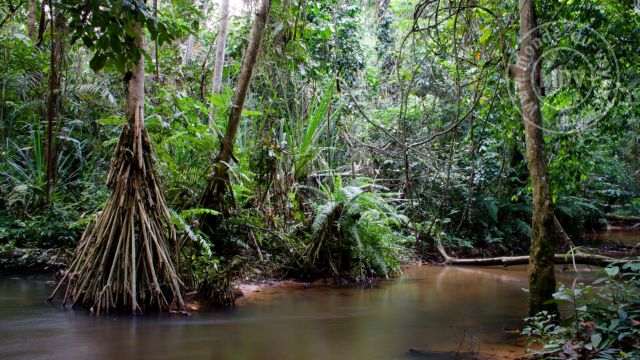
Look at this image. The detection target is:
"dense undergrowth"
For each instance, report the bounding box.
[524,261,640,359]
[0,0,639,319]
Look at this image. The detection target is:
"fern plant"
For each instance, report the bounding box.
[301,176,413,282]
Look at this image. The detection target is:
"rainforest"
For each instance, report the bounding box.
[0,0,639,359]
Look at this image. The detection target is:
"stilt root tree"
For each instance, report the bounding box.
[48,18,184,314]
[48,112,185,314]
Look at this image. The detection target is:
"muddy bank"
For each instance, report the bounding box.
[234,275,391,304]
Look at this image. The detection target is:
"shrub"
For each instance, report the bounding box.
[523,261,640,359]
[300,176,414,282]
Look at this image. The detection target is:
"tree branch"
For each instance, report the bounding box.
[0,0,26,30]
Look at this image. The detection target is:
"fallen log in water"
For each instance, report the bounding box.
[435,237,625,267]
[606,213,640,222]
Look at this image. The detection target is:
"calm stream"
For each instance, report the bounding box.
[0,264,603,360]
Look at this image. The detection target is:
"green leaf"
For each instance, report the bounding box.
[605,266,619,277]
[89,53,108,72]
[622,262,640,272]
[590,333,602,349]
[484,197,498,223]
[479,27,492,44]
[241,110,262,117]
[609,319,620,330]
[618,309,627,320]
[179,208,220,218]
[592,277,607,285]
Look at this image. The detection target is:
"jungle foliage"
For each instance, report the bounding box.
[0,0,638,317]
[523,261,640,359]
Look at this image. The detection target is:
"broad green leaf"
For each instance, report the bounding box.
[590,333,602,349]
[89,53,108,72]
[605,266,619,277]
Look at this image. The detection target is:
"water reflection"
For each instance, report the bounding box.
[584,229,640,247]
[0,266,595,360]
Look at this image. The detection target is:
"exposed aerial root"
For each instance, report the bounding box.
[48,123,184,314]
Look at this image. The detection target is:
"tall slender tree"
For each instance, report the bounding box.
[44,1,64,203]
[511,0,559,316]
[211,0,229,95]
[200,0,271,240]
[35,0,46,47]
[27,0,37,41]
[208,0,230,126]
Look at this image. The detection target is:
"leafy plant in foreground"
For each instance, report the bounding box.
[523,261,640,359]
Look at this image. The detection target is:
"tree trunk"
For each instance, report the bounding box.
[182,0,213,67]
[376,0,393,83]
[513,0,559,316]
[35,0,46,47]
[200,0,271,240]
[211,0,229,94]
[44,5,64,203]
[28,0,37,41]
[182,34,195,65]
[49,13,184,314]
[208,0,230,125]
[0,43,7,144]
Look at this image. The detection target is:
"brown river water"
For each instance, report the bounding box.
[0,264,606,360]
[583,228,640,248]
